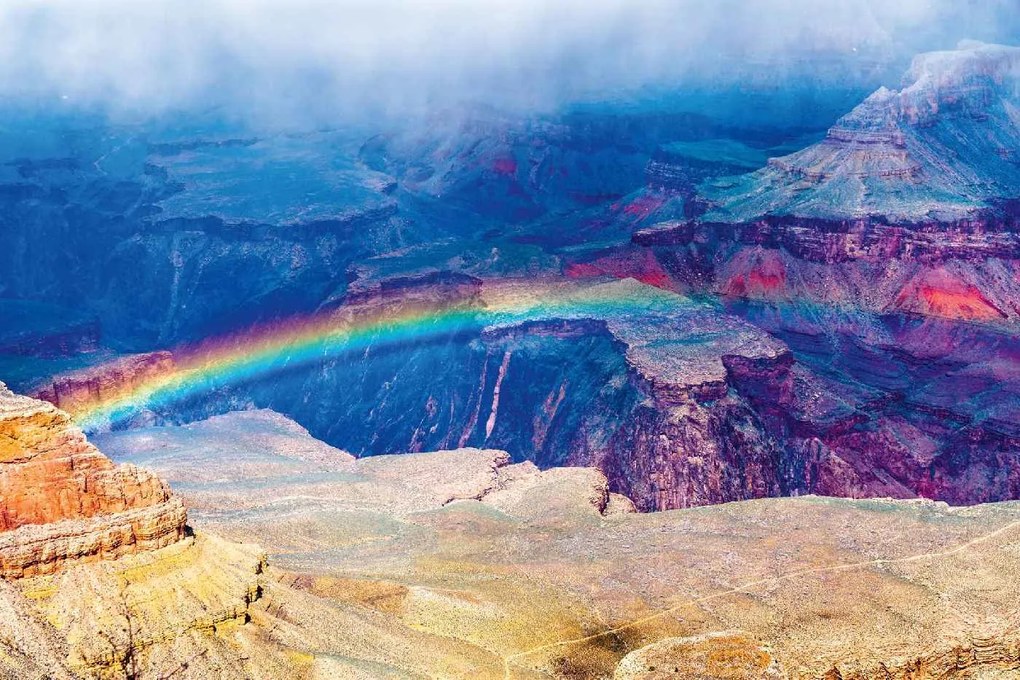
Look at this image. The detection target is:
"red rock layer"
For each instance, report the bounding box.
[32,351,177,421]
[0,382,186,577]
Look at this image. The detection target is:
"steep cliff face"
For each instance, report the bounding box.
[0,384,336,679]
[0,382,186,577]
[597,387,789,511]
[564,303,792,510]
[32,352,178,428]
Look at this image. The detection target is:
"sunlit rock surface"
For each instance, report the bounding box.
[614,632,784,680]
[0,382,186,577]
[0,385,447,679]
[98,410,1020,679]
[0,384,273,678]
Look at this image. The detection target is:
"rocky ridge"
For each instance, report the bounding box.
[604,43,1020,323]
[0,383,361,679]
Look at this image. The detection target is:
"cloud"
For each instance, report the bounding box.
[0,0,1015,125]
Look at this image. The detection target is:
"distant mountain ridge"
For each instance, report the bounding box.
[701,41,1020,223]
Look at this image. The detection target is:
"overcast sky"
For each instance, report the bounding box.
[0,0,1015,124]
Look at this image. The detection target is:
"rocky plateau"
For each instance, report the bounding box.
[95,408,1020,679]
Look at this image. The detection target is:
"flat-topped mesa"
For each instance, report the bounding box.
[897,40,1020,126]
[606,309,789,406]
[0,382,186,578]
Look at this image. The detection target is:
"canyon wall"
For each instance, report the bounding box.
[0,383,308,679]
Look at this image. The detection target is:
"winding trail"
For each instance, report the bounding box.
[502,517,1020,679]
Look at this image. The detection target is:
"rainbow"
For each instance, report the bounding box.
[70,278,687,430]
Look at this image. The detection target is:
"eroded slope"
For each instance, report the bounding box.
[100,410,1020,679]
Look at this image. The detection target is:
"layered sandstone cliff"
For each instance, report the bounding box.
[0,381,186,577]
[0,384,306,678]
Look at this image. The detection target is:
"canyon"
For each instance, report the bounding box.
[5,389,1019,678]
[3,43,1018,514]
[25,270,1020,513]
[612,43,1020,328]
[0,36,1018,679]
[95,408,1020,679]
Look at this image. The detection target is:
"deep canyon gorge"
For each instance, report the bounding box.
[0,23,1019,679]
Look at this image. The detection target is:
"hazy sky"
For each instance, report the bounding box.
[0,0,1015,123]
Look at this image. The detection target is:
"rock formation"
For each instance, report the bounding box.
[33,271,1020,514]
[0,381,186,577]
[32,351,178,429]
[97,410,1020,679]
[617,42,1020,324]
[0,383,348,678]
[703,41,1020,224]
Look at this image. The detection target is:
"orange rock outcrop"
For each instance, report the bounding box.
[0,382,186,578]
